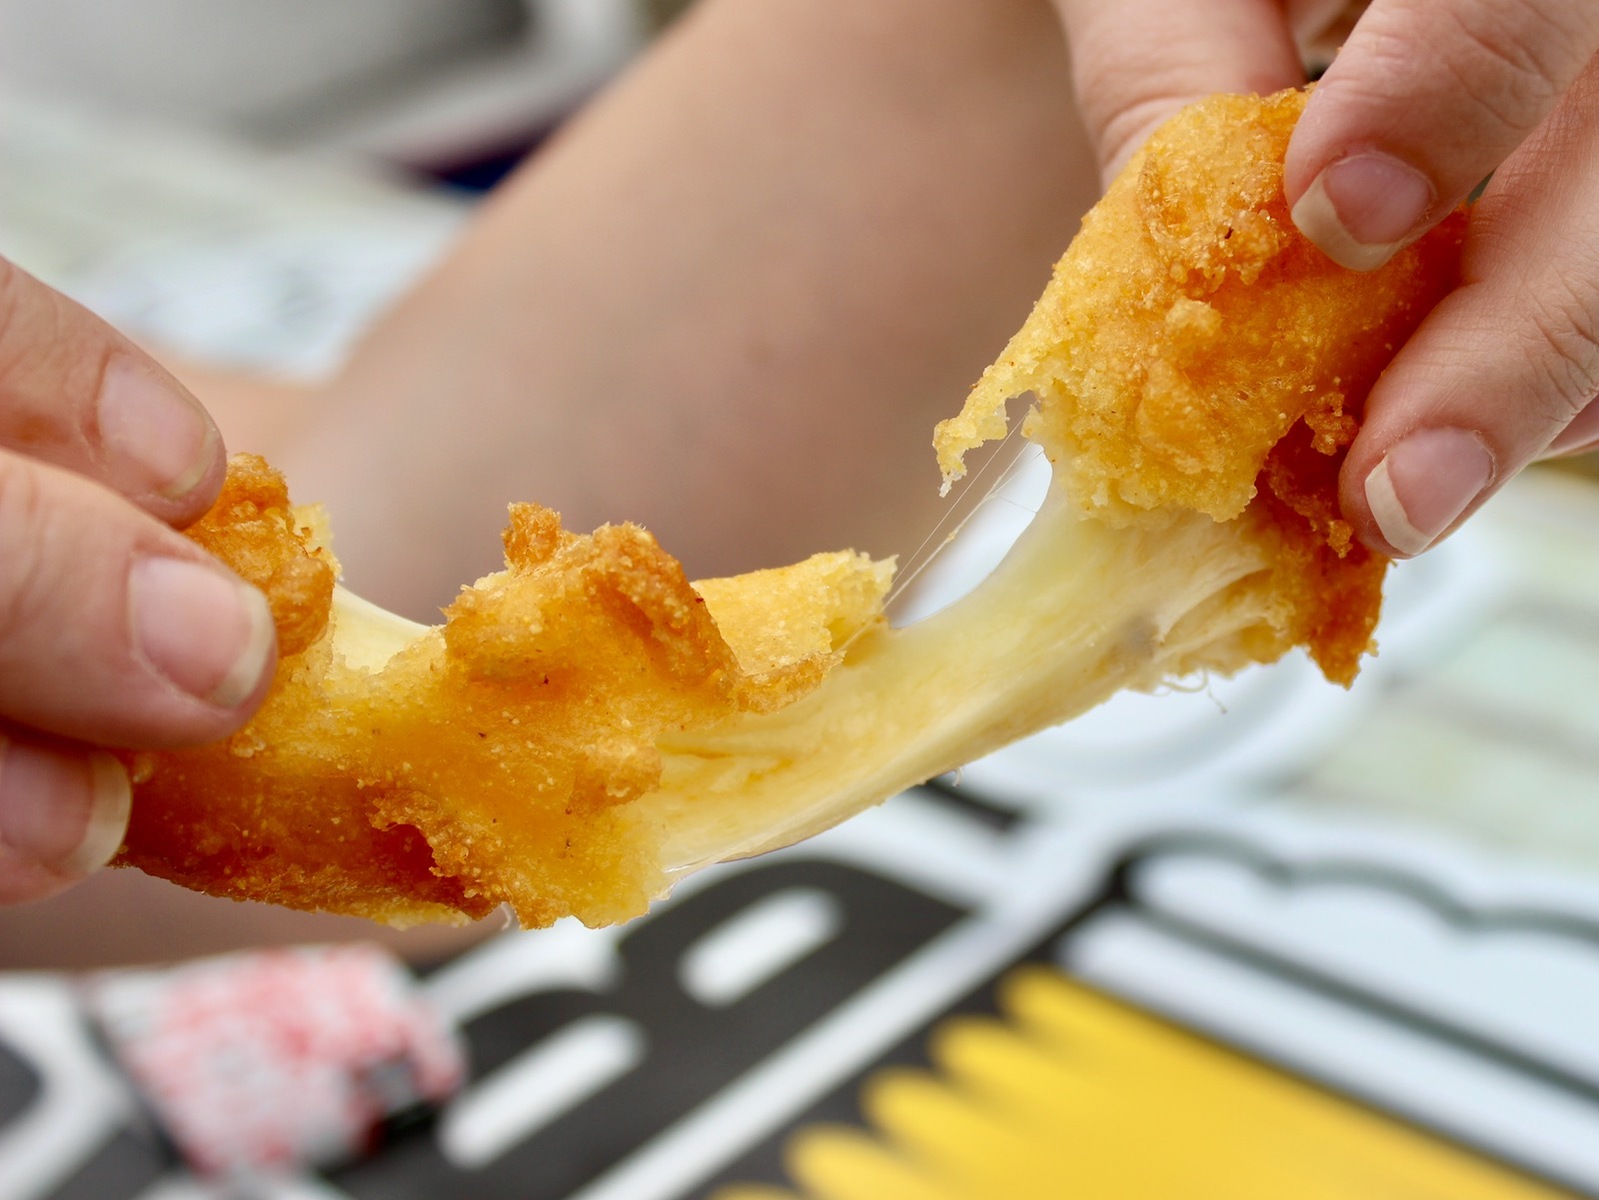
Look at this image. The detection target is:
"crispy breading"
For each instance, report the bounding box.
[117,457,890,927]
[937,88,1465,682]
[115,89,1469,927]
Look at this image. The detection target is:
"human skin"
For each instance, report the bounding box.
[16,0,1593,946]
[0,0,1096,956]
[257,0,1097,619]
[0,259,277,906]
[1052,0,1599,560]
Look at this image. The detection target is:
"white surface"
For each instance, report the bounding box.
[0,0,646,161]
[0,87,466,378]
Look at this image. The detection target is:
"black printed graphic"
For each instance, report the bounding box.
[333,858,964,1199]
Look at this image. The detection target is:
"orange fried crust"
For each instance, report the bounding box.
[936,88,1466,684]
[117,90,1469,928]
[115,456,889,927]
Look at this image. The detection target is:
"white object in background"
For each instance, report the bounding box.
[0,0,649,165]
[307,0,651,165]
[0,88,467,378]
[0,0,522,132]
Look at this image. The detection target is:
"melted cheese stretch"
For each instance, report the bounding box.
[121,90,1466,927]
[649,86,1469,879]
[653,486,1284,870]
[314,475,1288,892]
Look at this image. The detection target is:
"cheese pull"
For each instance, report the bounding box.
[116,89,1465,927]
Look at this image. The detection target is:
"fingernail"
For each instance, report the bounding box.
[99,357,217,500]
[0,740,131,876]
[1364,428,1495,556]
[1291,153,1435,271]
[129,558,276,708]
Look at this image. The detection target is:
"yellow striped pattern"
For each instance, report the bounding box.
[714,968,1566,1200]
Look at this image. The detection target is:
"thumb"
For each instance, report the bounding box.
[1055,0,1305,185]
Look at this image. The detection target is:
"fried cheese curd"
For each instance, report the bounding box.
[117,88,1465,928]
[938,86,1465,685]
[117,458,892,927]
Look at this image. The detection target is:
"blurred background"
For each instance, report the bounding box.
[0,0,691,379]
[2,4,1598,1198]
[0,0,687,165]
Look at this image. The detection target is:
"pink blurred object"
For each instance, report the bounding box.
[84,944,465,1177]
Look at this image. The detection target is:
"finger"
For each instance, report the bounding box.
[0,258,225,525]
[1342,68,1599,556]
[1287,0,1599,270]
[0,450,276,746]
[1544,396,1599,457]
[0,730,129,905]
[1054,0,1305,184]
[1289,0,1368,64]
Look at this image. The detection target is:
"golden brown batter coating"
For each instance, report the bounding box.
[117,89,1470,927]
[937,88,1465,682]
[117,457,889,926]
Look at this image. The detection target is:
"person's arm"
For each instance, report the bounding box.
[0,258,274,903]
[258,0,1097,618]
[0,0,1089,958]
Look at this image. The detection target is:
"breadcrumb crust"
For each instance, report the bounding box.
[116,456,888,926]
[116,90,1468,926]
[937,89,1465,682]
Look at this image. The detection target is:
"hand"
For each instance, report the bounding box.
[0,258,276,903]
[1054,0,1599,556]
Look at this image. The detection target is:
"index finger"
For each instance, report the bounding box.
[0,257,226,526]
[1286,0,1599,270]
[1340,65,1599,557]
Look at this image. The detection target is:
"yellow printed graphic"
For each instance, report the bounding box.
[715,968,1568,1200]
